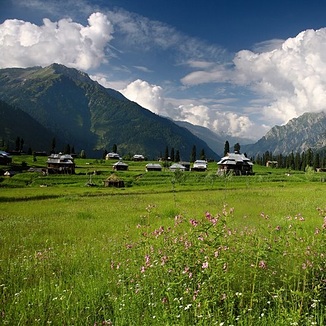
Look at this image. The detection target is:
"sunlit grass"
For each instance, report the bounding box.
[0,162,325,324]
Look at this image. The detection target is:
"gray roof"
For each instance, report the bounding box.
[217,153,253,166]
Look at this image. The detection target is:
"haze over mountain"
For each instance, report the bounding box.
[174,120,252,157]
[0,64,219,160]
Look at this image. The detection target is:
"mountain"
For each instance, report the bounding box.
[0,64,219,160]
[0,100,63,152]
[174,120,252,157]
[242,111,326,156]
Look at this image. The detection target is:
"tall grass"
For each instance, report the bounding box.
[0,168,325,324]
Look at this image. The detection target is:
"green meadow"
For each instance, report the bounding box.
[0,156,325,325]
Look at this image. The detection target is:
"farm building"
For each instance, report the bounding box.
[0,151,12,165]
[217,153,254,175]
[191,160,207,171]
[169,163,186,171]
[47,153,75,174]
[179,161,190,171]
[104,174,125,188]
[106,152,121,160]
[113,161,128,171]
[133,154,145,161]
[146,163,162,171]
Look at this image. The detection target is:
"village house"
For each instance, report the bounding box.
[47,153,75,174]
[169,163,186,172]
[191,160,208,171]
[113,161,128,171]
[0,151,12,165]
[217,152,254,175]
[106,152,121,160]
[146,163,162,171]
[132,154,145,161]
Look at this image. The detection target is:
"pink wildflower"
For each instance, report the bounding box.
[190,219,199,227]
[140,266,146,273]
[275,225,281,231]
[202,261,209,269]
[258,260,267,269]
[145,255,150,266]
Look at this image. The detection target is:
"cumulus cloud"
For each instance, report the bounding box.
[116,78,266,139]
[182,28,326,127]
[119,79,165,115]
[0,12,113,69]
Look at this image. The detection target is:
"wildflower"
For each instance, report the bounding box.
[145,255,150,266]
[258,260,267,269]
[140,266,145,273]
[183,266,190,274]
[184,304,192,310]
[189,219,199,227]
[275,225,281,231]
[162,297,168,304]
[202,262,209,269]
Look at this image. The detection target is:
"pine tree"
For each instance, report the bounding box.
[224,141,230,156]
[234,142,240,153]
[175,150,180,162]
[170,147,175,162]
[191,145,196,162]
[164,146,169,160]
[200,148,206,160]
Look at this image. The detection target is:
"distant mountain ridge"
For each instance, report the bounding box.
[174,120,252,157]
[242,111,326,156]
[0,64,219,160]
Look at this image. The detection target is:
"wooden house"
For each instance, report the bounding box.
[191,160,207,171]
[47,153,75,174]
[106,152,121,160]
[217,153,254,175]
[113,161,128,171]
[133,154,145,161]
[0,151,12,165]
[104,174,125,188]
[146,163,162,171]
[169,163,186,171]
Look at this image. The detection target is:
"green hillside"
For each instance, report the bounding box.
[0,64,219,160]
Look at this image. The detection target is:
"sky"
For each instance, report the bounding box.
[1,0,326,141]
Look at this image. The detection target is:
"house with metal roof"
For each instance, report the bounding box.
[191,160,207,171]
[0,151,12,165]
[146,163,162,171]
[47,153,75,174]
[113,161,128,171]
[217,153,254,175]
[169,163,186,171]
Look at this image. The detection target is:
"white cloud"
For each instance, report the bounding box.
[119,79,165,115]
[182,28,326,128]
[117,78,266,139]
[0,12,113,70]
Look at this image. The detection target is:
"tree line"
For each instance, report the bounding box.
[253,149,326,171]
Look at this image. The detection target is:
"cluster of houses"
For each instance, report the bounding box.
[1,150,254,178]
[105,152,254,175]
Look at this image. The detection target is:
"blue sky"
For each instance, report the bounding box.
[1,0,326,140]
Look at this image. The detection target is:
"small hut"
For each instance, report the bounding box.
[169,163,186,172]
[113,161,128,171]
[146,163,162,171]
[103,174,125,188]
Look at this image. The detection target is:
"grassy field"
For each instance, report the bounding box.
[0,156,325,325]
